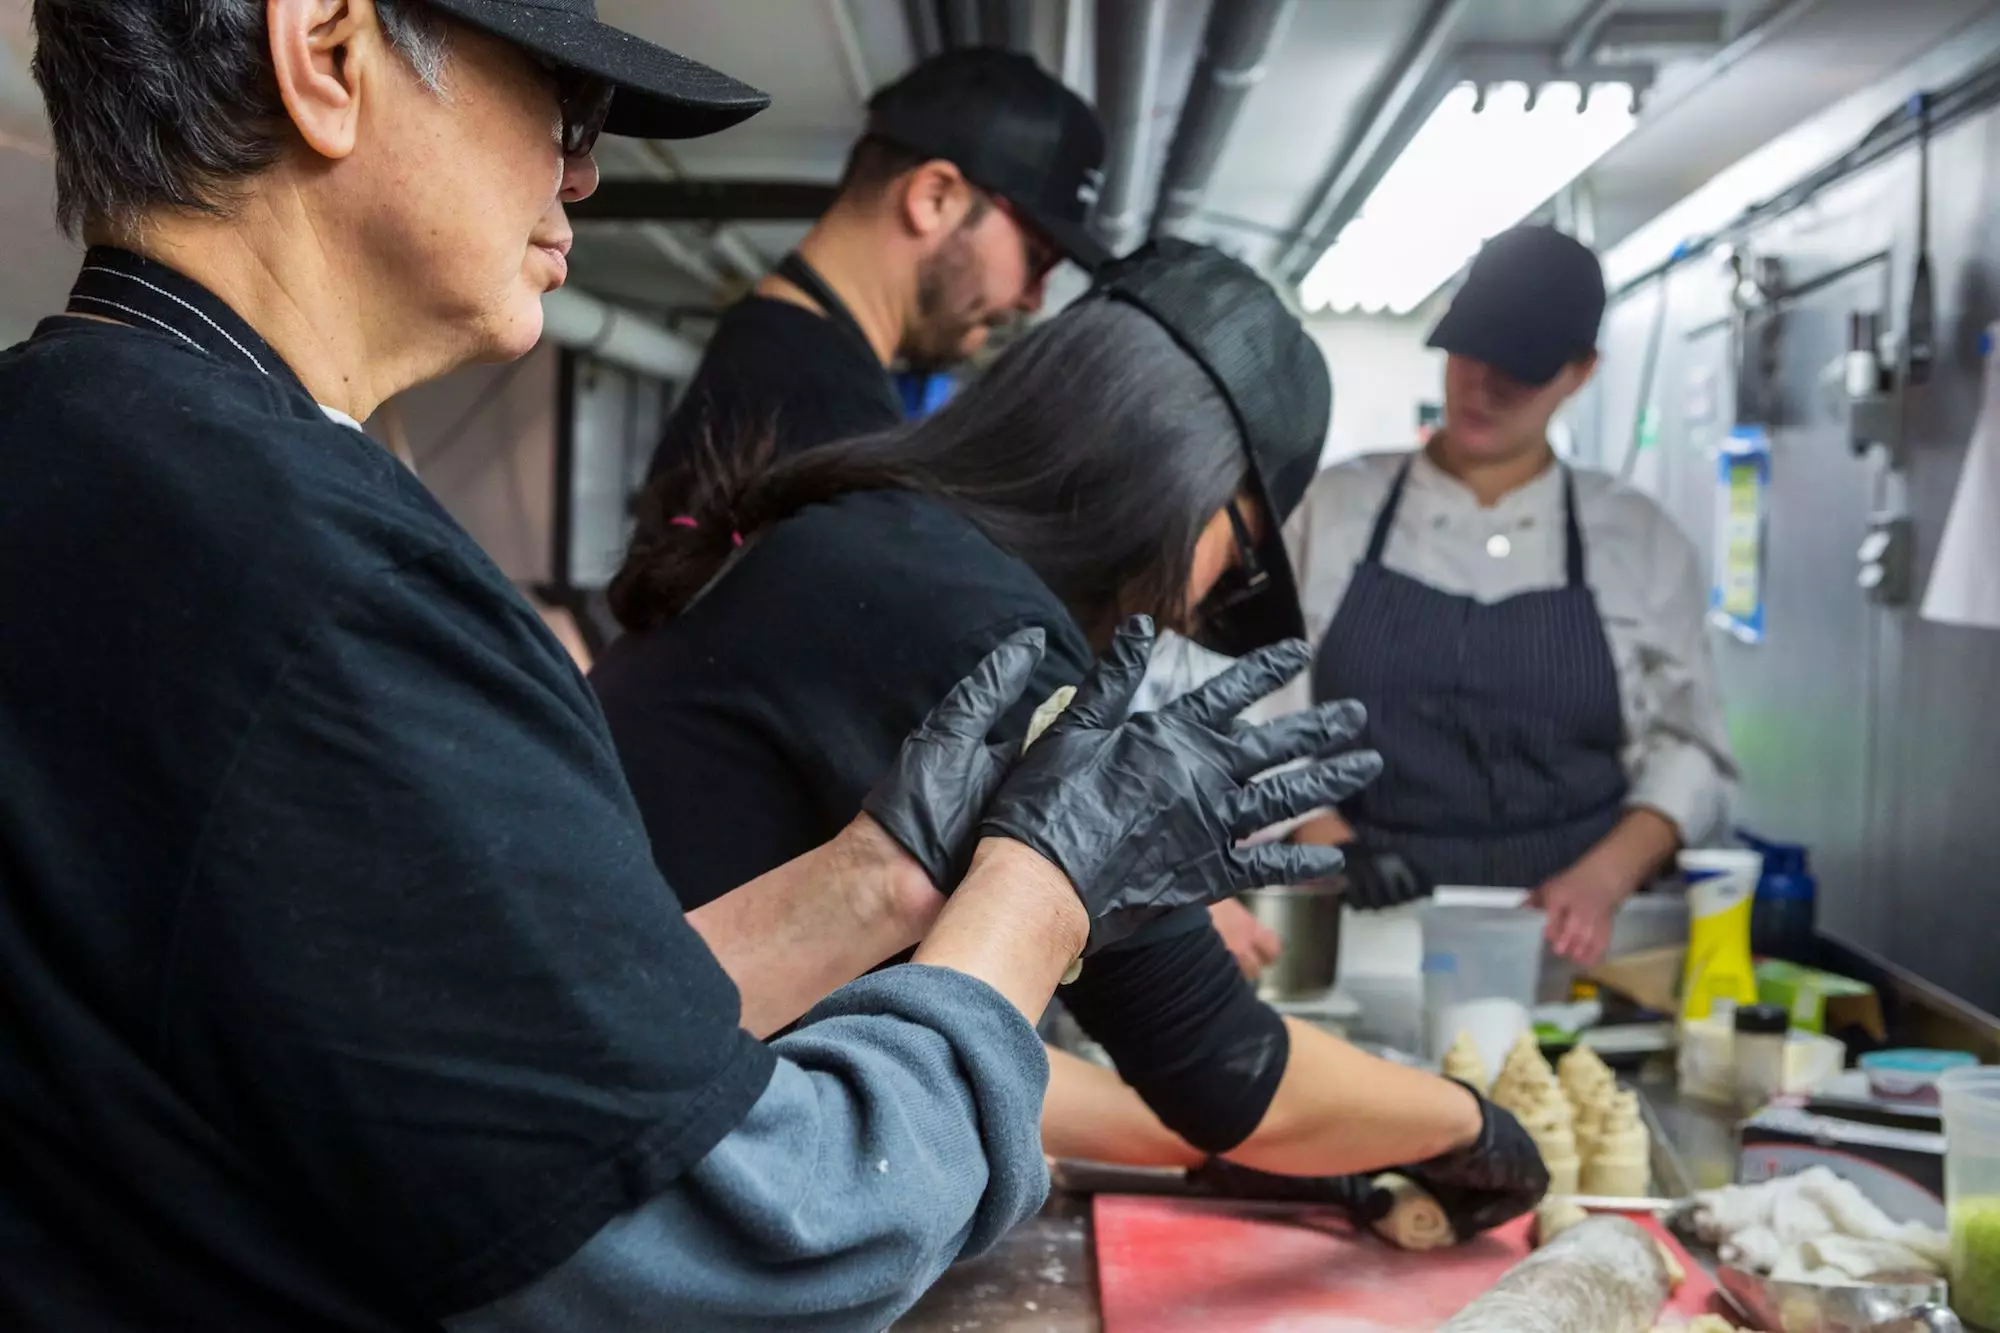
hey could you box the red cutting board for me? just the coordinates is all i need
[1094,1197,1721,1332]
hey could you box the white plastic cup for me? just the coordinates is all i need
[1939,1065,2000,1329]
[1421,903,1547,1075]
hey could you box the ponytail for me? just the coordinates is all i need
[608,420,922,632]
[610,301,1248,641]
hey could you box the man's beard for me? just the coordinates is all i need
[902,228,1000,374]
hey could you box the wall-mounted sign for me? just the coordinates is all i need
[1710,425,1770,644]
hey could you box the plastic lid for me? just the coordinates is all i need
[1860,1049,1978,1074]
[1734,1004,1790,1035]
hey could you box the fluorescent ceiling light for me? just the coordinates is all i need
[1300,81,1637,317]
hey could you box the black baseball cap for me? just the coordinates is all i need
[864,48,1110,271]
[1086,239,1333,654]
[1426,225,1605,387]
[425,0,770,140]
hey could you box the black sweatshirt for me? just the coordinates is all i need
[592,489,1291,1152]
[647,295,903,479]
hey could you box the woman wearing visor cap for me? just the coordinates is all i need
[0,4,1374,1329]
[1278,226,1737,966]
[597,239,1552,1246]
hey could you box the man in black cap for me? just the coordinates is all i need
[647,46,1108,480]
[0,4,1325,1330]
[1278,225,1735,963]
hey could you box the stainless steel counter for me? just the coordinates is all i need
[894,1191,1101,1332]
[893,1062,1743,1332]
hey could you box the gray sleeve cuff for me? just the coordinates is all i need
[446,965,1049,1333]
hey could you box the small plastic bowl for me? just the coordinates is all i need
[1859,1048,1979,1102]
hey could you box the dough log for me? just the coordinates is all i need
[1534,1199,1686,1292]
[1439,1216,1673,1333]
[1369,1173,1456,1251]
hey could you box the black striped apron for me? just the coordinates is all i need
[1312,461,1628,888]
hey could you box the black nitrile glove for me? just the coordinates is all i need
[978,617,1383,954]
[1183,1158,1390,1227]
[1339,844,1435,911]
[1393,1080,1550,1240]
[861,628,1046,890]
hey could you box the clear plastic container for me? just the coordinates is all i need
[1421,903,1546,1077]
[1939,1065,2000,1330]
[1861,1048,1979,1103]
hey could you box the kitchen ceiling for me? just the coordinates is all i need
[566,0,2000,317]
[0,0,1995,335]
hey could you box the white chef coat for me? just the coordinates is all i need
[1261,448,1736,846]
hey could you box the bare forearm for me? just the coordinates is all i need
[913,839,1088,1022]
[1222,1018,1480,1175]
[1040,1047,1203,1168]
[1582,807,1681,895]
[688,816,942,1038]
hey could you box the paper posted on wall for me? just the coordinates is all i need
[1921,321,2000,630]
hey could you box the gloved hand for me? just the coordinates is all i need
[1183,1157,1390,1227]
[978,617,1383,953]
[1393,1080,1550,1239]
[1339,844,1435,911]
[861,628,1046,890]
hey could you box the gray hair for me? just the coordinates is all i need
[32,0,451,239]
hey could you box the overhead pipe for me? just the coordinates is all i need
[979,0,1034,50]
[1274,0,1478,282]
[541,288,702,382]
[1149,0,1295,238]
[1558,0,1624,68]
[903,0,945,58]
[1091,0,1170,255]
[939,0,983,47]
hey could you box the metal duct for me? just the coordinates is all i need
[1274,0,1477,282]
[940,0,982,47]
[1092,0,1170,255]
[541,288,702,381]
[1558,0,1624,68]
[904,0,945,58]
[1150,0,1295,238]
[980,0,1034,50]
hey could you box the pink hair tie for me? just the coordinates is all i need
[732,532,745,548]
[669,516,699,530]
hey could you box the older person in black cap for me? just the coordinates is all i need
[0,4,1379,1330]
[646,46,1108,481]
[600,239,1551,1242]
[1281,225,1736,966]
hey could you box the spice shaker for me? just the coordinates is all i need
[1733,1003,1789,1114]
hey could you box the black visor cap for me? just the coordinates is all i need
[424,0,771,140]
[1426,225,1605,387]
[1087,239,1333,654]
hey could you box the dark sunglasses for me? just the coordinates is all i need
[1199,500,1274,619]
[537,59,615,158]
[986,193,1061,283]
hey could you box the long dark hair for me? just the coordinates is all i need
[609,300,1245,642]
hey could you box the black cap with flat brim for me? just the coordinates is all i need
[425,0,771,140]
[1426,225,1605,387]
[866,48,1111,271]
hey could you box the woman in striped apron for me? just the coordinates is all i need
[1286,226,1737,965]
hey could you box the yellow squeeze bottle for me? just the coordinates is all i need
[1677,850,1761,1024]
